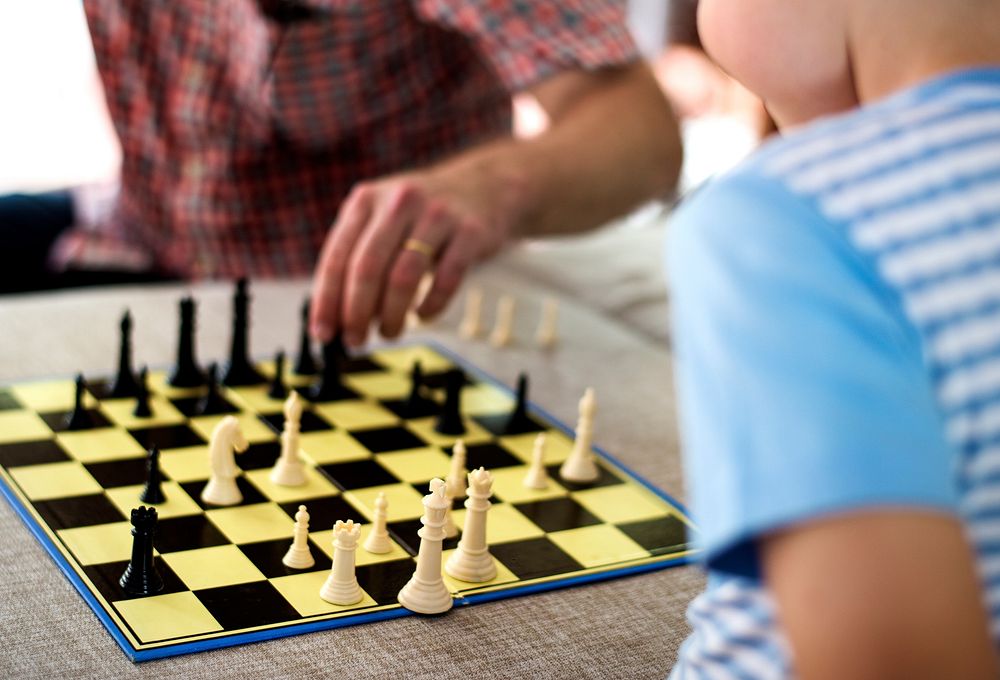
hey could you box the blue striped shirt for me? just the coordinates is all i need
[668,68,1000,678]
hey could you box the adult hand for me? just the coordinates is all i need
[309,151,529,347]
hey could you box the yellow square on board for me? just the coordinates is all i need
[145,371,203,399]
[405,417,492,448]
[343,483,426,522]
[270,571,378,617]
[226,386,286,415]
[489,465,567,504]
[451,503,545,545]
[371,346,453,374]
[11,380,97,412]
[100,397,186,429]
[58,521,135,565]
[188,412,277,444]
[106,482,202,519]
[310,525,411,565]
[10,461,102,500]
[161,544,266,591]
[572,485,673,525]
[374,448,451,483]
[113,592,222,643]
[500,429,575,465]
[313,400,399,431]
[343,371,410,401]
[244,466,339,504]
[459,383,515,416]
[57,429,146,463]
[206,503,295,544]
[441,549,518,592]
[159,445,210,482]
[0,411,54,444]
[548,524,650,568]
[299,430,371,465]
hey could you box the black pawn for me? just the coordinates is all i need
[139,447,165,505]
[309,337,345,402]
[119,506,164,596]
[293,298,317,376]
[65,374,90,430]
[169,297,205,387]
[434,369,466,435]
[196,363,228,416]
[109,310,139,398]
[405,360,425,416]
[223,278,265,386]
[133,367,152,418]
[503,373,534,434]
[268,350,288,400]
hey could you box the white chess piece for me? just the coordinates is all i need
[559,388,600,483]
[319,520,364,606]
[523,433,550,490]
[363,492,393,554]
[535,298,559,349]
[459,288,484,339]
[397,479,454,614]
[201,416,249,506]
[489,295,515,347]
[443,439,467,538]
[445,468,497,583]
[270,392,307,486]
[282,505,315,569]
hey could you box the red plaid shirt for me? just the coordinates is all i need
[56,0,638,279]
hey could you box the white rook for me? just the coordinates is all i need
[397,479,453,614]
[445,467,497,583]
[319,520,363,606]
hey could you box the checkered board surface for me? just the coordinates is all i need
[0,343,695,661]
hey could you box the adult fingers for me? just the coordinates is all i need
[415,228,479,319]
[310,187,374,342]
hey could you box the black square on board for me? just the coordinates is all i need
[280,496,362,529]
[128,424,206,451]
[617,515,691,554]
[258,409,332,435]
[513,497,602,533]
[341,357,385,374]
[297,383,359,403]
[170,395,240,418]
[490,537,584,580]
[473,412,547,437]
[545,463,622,491]
[350,426,425,453]
[84,458,151,488]
[239,538,331,578]
[0,390,22,410]
[0,439,69,468]
[40,409,112,433]
[319,459,397,490]
[421,371,470,390]
[154,515,229,553]
[380,396,439,420]
[195,581,300,630]
[88,559,187,604]
[355,559,417,605]
[35,494,126,530]
[180,477,267,511]
[387,518,461,556]
[236,441,282,470]
[453,442,522,470]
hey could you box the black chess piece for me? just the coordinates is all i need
[119,506,164,596]
[222,278,265,386]
[434,369,466,435]
[132,367,152,418]
[196,363,229,415]
[109,310,139,398]
[139,447,165,505]
[169,297,205,388]
[268,350,288,401]
[293,298,317,376]
[65,374,90,430]
[309,337,345,402]
[404,360,436,417]
[503,373,534,434]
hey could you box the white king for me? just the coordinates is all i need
[397,478,454,614]
[445,467,496,583]
[319,519,363,606]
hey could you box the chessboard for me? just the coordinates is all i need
[0,341,695,662]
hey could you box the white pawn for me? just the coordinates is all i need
[363,492,392,554]
[270,392,307,486]
[282,505,315,569]
[559,388,600,483]
[397,479,453,615]
[523,433,550,490]
[445,467,497,583]
[319,520,363,606]
[536,298,559,349]
[490,295,515,348]
[443,439,468,538]
[201,416,249,506]
[459,287,484,339]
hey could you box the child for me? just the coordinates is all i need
[668,1,1000,677]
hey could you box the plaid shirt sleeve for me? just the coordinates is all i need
[413,0,640,93]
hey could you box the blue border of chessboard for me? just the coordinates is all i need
[0,339,696,662]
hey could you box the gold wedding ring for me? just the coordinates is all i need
[403,238,435,259]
